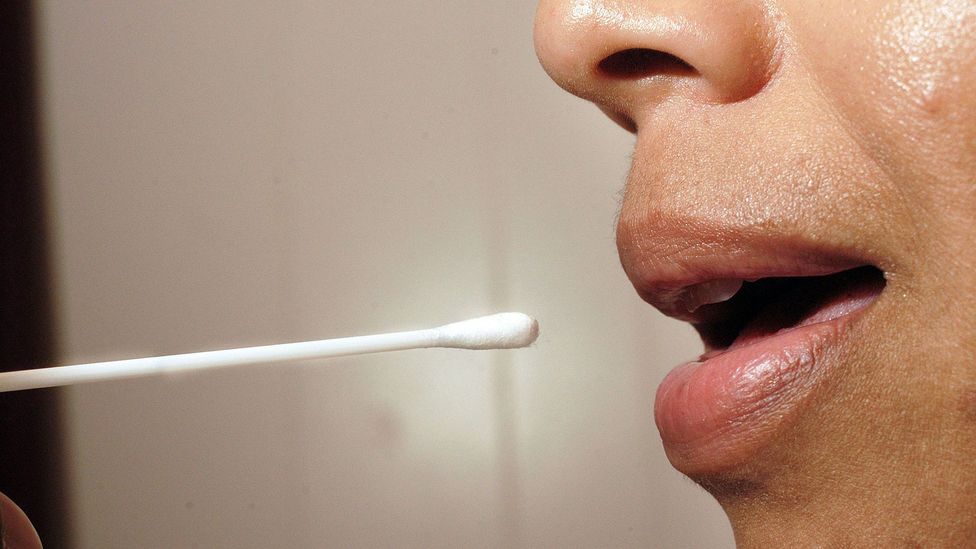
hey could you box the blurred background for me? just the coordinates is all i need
[6,1,734,547]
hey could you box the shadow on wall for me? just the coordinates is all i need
[0,3,70,547]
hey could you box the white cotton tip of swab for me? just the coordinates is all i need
[434,312,540,350]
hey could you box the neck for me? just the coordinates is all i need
[718,470,976,548]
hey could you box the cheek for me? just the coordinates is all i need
[788,0,976,190]
[871,1,976,116]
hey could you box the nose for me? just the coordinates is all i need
[534,0,779,130]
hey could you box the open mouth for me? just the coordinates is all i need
[686,266,887,358]
[649,264,887,469]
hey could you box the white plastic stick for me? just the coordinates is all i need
[0,312,538,393]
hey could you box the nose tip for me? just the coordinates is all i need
[534,0,778,124]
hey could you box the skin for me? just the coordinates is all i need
[535,0,976,546]
[0,492,41,549]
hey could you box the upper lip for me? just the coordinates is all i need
[616,214,871,325]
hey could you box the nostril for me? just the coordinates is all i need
[597,48,698,79]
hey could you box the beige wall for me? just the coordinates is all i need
[37,1,733,547]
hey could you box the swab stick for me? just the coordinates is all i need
[0,312,539,393]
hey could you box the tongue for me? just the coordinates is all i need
[728,268,884,351]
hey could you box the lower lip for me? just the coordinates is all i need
[653,312,862,471]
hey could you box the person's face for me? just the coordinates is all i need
[535,0,976,544]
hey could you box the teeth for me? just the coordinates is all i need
[681,279,744,312]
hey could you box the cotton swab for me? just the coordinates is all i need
[0,312,539,393]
